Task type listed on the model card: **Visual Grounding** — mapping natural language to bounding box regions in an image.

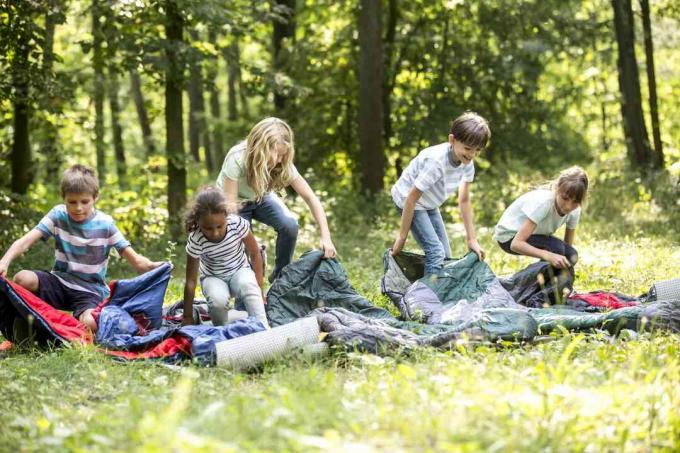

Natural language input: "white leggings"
[201,268,269,328]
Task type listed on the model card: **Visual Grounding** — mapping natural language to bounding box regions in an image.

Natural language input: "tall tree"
[207,30,222,167]
[272,0,295,112]
[130,68,156,159]
[357,0,385,193]
[41,0,63,181]
[224,40,239,121]
[92,0,106,185]
[639,0,663,168]
[164,0,187,240]
[108,68,128,189]
[611,0,654,169]
[187,48,204,163]
[104,6,127,189]
[382,0,398,144]
[10,14,32,194]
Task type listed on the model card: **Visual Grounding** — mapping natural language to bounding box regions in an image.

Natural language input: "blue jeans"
[239,193,298,278]
[396,205,452,275]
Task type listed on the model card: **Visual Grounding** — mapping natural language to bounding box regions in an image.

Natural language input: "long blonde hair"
[244,117,296,200]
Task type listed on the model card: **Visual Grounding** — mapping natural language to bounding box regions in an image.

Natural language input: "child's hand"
[391,235,407,256]
[0,259,9,277]
[546,252,571,269]
[467,240,486,261]
[138,259,164,274]
[320,238,337,259]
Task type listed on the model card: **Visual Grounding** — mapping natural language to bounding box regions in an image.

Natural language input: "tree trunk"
[11,35,31,194]
[639,0,663,168]
[207,31,222,169]
[272,0,295,112]
[235,38,250,118]
[357,0,385,193]
[165,0,187,241]
[41,0,61,181]
[130,69,156,159]
[108,67,128,189]
[382,0,397,144]
[611,0,653,169]
[188,32,203,163]
[223,40,238,121]
[92,0,106,185]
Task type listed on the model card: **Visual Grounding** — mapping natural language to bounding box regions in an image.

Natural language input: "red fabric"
[569,292,639,309]
[102,335,192,360]
[4,277,92,343]
[1,276,190,361]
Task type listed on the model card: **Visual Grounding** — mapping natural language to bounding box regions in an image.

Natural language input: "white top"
[186,215,251,278]
[216,141,300,202]
[391,142,475,210]
[493,189,581,243]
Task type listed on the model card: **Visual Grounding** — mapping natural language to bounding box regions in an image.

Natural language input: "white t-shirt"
[493,189,581,243]
[216,142,300,202]
[391,142,475,210]
[185,215,251,278]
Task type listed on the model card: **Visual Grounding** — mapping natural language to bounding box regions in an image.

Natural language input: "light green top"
[216,141,300,202]
[493,189,581,243]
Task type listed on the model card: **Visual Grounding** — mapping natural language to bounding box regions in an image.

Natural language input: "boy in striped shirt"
[390,112,490,276]
[0,165,162,332]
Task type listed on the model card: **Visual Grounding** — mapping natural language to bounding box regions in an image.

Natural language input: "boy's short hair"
[450,111,491,149]
[60,164,99,198]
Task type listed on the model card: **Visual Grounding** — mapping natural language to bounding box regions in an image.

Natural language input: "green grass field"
[1,173,679,451]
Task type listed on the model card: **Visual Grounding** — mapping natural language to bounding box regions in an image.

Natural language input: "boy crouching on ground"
[0,164,162,332]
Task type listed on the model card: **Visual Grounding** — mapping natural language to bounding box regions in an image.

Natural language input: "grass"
[1,167,679,451]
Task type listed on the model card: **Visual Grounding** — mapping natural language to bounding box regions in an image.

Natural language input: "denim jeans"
[498,234,578,265]
[201,267,269,328]
[396,204,452,275]
[239,193,298,279]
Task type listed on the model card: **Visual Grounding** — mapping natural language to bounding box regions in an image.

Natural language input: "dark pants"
[499,235,578,265]
[239,193,298,279]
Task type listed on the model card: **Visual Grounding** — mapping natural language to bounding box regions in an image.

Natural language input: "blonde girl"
[493,166,589,268]
[216,117,336,282]
[182,188,269,328]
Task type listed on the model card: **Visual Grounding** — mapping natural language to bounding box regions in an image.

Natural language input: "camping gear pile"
[1,252,679,368]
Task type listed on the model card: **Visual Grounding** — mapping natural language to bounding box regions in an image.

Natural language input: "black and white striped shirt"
[186,215,250,278]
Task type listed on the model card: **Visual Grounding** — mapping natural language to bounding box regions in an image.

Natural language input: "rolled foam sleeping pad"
[650,278,680,302]
[215,316,320,370]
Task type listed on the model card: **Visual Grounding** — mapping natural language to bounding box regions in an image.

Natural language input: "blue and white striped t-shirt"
[36,205,131,300]
[391,142,475,210]
[185,215,251,278]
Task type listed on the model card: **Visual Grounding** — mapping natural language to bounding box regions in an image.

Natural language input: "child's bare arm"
[564,228,576,246]
[243,231,265,300]
[119,247,164,274]
[221,176,242,214]
[290,176,337,259]
[0,229,43,277]
[458,182,485,260]
[391,186,422,255]
[182,256,199,325]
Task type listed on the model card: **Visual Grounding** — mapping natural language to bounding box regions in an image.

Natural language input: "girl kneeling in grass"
[182,188,269,329]
[493,166,589,269]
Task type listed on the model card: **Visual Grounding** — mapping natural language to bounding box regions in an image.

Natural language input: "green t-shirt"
[216,141,300,202]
